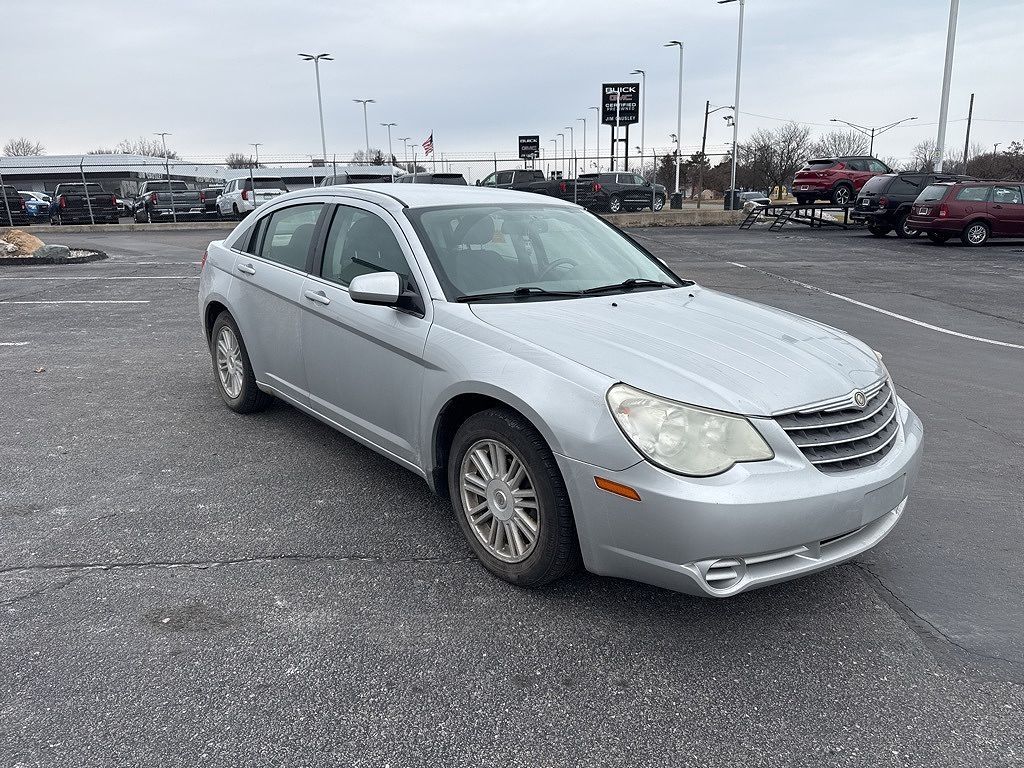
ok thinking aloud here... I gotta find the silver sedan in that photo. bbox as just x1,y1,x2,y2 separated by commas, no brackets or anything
198,184,923,597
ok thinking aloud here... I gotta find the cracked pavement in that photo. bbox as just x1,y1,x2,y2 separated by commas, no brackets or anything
1,227,1022,767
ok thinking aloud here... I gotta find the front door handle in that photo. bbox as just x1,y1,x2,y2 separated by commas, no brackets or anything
304,289,331,306
992,204,1004,209
237,263,256,275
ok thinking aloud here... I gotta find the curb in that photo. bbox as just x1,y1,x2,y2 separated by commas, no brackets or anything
0,249,108,267
14,222,237,235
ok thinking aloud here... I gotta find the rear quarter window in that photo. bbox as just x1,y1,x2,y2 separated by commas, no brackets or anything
955,187,990,202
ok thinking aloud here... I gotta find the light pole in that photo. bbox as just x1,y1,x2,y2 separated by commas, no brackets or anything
829,117,917,157
577,117,587,176
588,106,600,170
719,0,745,203
396,136,411,172
934,0,959,172
380,122,397,177
557,132,565,177
353,98,375,163
630,69,646,165
298,53,332,162
698,103,733,210
155,131,175,224
994,142,1001,155
564,125,575,177
250,143,262,168
664,41,684,198
549,139,557,178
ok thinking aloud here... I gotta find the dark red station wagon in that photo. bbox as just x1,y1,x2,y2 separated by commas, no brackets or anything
905,181,1024,246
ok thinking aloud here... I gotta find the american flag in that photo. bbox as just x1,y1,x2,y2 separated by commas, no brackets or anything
422,132,434,156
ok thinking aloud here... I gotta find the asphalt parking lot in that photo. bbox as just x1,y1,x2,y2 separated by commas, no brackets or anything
2,224,1022,766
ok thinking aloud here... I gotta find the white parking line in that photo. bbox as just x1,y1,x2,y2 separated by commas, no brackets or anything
0,276,197,281
728,261,1024,350
0,341,30,346
0,300,150,305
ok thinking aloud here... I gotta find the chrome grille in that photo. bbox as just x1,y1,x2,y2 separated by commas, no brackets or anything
775,380,899,473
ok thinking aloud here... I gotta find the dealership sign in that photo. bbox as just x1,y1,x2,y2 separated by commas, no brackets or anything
601,83,640,125
518,135,540,159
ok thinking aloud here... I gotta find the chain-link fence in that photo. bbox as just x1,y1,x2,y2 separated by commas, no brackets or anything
1,142,735,227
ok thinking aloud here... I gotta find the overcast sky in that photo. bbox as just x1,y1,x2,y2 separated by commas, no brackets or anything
5,0,1022,166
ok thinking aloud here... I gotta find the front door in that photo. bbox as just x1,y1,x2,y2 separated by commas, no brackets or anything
229,201,325,404
989,185,1024,236
300,202,432,469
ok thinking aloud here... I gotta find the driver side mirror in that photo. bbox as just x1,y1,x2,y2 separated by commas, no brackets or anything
349,272,402,306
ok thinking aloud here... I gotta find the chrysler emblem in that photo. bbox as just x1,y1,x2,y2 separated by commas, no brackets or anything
853,390,867,408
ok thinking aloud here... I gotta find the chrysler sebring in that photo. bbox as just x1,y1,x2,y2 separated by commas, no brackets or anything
198,185,922,597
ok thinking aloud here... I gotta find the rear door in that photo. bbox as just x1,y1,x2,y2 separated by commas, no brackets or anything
228,201,326,404
988,185,1024,236
299,201,431,467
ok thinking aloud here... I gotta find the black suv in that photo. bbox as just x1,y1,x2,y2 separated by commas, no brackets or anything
853,172,974,238
578,172,666,213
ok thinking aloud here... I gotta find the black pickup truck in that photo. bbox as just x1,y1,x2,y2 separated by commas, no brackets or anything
51,183,120,224
476,169,598,207
133,181,206,222
1,186,30,226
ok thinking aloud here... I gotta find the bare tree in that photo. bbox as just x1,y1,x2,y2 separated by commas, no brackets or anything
225,152,259,169
809,130,869,159
115,136,180,159
86,148,118,155
351,148,386,165
3,137,45,156
739,122,813,198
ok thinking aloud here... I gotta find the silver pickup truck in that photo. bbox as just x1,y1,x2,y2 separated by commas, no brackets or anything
132,181,206,222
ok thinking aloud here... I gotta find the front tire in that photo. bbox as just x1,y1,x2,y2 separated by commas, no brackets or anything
894,211,919,239
795,195,813,206
447,408,580,587
927,232,950,245
868,224,891,237
961,220,990,247
210,312,271,414
653,195,665,212
608,194,623,214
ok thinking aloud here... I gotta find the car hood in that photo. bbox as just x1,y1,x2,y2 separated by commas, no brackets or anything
469,286,884,416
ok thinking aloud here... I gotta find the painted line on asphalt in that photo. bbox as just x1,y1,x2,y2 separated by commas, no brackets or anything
0,300,150,305
0,276,198,281
728,261,1024,350
0,341,30,346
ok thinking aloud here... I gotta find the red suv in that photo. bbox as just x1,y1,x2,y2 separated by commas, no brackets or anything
792,156,892,206
906,181,1024,246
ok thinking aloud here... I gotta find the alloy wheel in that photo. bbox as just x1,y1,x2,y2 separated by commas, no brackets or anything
215,326,244,399
459,439,540,563
967,223,987,245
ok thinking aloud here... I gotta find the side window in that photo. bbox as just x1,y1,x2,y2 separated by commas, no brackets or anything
480,172,497,187
891,176,922,196
496,171,514,186
632,174,647,185
321,206,410,287
846,159,867,172
257,204,323,270
992,186,1023,205
868,160,889,173
955,187,990,203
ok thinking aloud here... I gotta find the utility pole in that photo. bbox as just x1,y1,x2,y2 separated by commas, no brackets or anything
934,0,960,172
962,92,974,175
156,131,176,224
697,102,733,210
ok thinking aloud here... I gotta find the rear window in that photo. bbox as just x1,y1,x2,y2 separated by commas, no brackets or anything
802,159,835,170
860,175,894,195
245,178,286,190
432,174,466,185
954,187,990,202
147,181,189,192
918,184,951,202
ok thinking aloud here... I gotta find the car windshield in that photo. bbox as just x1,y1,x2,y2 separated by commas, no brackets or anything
406,204,683,301
916,184,950,202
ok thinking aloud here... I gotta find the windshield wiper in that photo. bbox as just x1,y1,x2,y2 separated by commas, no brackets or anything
455,286,583,302
579,277,678,295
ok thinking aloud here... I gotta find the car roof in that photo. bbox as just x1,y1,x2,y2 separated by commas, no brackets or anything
289,183,579,210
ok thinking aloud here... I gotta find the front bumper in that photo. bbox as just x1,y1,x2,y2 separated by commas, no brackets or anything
556,399,923,597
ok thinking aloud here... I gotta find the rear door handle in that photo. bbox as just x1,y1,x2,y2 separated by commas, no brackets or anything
304,289,331,306
237,263,256,275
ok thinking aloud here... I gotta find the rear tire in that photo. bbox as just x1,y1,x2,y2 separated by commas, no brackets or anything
795,195,814,206
868,224,891,237
830,185,853,206
961,220,990,247
447,408,581,588
608,194,623,214
653,195,665,212
894,211,919,239
927,232,950,245
210,312,272,414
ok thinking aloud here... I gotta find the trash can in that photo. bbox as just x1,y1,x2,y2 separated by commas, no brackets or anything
670,192,683,210
723,189,742,210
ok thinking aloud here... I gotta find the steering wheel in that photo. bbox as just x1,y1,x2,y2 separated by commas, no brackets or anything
537,258,580,281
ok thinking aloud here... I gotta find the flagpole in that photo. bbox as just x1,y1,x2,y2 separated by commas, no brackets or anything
432,131,436,173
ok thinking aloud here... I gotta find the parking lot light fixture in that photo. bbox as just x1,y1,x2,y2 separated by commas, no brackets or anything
630,69,646,163
396,137,411,172
718,0,744,203
380,122,397,176
577,117,587,175
353,99,376,163
298,53,333,162
556,133,565,177
564,126,575,177
155,131,175,224
588,106,600,170
250,143,262,168
549,139,558,177
829,116,917,156
664,41,684,196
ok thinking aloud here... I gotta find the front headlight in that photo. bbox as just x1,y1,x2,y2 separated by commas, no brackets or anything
606,384,774,477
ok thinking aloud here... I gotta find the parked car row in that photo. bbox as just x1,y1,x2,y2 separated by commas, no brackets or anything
475,169,667,213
